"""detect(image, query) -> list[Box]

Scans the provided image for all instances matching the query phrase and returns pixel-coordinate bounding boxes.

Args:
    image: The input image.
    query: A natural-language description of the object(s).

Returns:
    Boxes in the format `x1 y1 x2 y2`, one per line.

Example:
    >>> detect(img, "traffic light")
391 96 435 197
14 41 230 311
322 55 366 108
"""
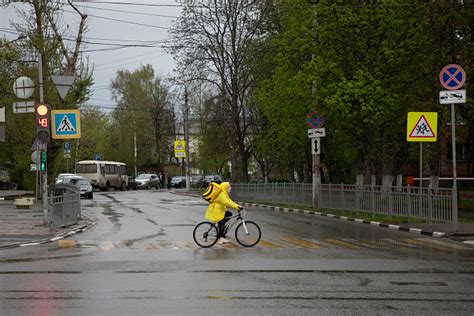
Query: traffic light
40 150 47 171
35 103 50 142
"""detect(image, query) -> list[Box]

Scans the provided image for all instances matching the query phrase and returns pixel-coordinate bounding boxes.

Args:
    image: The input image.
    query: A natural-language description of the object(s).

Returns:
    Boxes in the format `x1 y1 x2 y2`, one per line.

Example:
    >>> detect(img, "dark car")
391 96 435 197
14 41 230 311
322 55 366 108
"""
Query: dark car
135 173 161 189
196 175 222 188
127 176 137 190
170 176 186 188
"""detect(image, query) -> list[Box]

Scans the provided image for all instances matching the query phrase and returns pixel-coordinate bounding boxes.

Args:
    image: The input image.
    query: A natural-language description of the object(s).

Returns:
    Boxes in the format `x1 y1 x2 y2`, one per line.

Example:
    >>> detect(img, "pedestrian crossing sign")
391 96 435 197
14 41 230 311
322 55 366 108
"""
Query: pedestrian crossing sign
407 112 437 142
51 109 81 139
174 140 186 158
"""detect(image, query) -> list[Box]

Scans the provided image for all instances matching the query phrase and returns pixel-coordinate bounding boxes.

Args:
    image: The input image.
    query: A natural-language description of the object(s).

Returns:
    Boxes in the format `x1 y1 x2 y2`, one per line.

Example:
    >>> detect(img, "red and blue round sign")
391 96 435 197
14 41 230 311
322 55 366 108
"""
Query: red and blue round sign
439 64 466 90
306 111 325 128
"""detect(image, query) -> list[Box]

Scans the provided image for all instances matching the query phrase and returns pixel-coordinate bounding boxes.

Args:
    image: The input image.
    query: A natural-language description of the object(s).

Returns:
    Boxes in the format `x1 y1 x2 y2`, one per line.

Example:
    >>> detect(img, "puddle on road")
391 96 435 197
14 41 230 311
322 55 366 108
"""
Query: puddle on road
101 204 123 230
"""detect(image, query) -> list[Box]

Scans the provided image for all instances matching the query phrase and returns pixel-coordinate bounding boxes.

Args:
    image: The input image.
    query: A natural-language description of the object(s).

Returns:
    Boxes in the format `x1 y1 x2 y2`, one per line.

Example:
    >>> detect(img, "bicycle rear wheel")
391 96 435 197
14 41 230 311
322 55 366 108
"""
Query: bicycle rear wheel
193 222 219 248
235 220 261 247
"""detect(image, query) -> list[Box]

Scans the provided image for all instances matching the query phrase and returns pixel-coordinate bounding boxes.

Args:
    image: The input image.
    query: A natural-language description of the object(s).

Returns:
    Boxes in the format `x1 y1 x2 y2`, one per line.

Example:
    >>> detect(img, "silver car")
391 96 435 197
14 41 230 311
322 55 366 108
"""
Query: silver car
62 176 93 199
135 174 160 189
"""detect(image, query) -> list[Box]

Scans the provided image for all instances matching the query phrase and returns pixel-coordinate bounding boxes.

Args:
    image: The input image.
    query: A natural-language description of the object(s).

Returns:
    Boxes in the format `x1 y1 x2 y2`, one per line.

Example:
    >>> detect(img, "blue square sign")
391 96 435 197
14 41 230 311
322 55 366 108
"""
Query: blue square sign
51 109 81 139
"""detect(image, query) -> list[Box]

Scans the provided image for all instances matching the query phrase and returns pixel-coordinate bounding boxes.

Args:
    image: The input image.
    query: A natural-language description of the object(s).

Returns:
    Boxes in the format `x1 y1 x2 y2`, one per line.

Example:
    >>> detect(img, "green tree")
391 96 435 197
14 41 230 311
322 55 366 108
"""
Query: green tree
168 0 265 182
110 65 175 175
252 0 473 184
0 0 92 188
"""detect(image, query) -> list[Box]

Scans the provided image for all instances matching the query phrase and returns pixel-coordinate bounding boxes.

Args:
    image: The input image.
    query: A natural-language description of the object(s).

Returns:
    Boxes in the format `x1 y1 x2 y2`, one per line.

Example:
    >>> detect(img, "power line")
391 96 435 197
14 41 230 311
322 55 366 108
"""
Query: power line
90 50 163 67
63 9 171 30
74 4 178 19
94 52 166 71
80 45 166 53
71 2 185 8
1 27 167 44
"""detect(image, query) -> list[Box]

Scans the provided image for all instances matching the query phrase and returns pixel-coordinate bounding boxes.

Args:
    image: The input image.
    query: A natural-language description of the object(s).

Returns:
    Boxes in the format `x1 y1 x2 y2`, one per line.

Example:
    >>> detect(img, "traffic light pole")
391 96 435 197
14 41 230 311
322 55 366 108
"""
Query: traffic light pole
38 52 49 225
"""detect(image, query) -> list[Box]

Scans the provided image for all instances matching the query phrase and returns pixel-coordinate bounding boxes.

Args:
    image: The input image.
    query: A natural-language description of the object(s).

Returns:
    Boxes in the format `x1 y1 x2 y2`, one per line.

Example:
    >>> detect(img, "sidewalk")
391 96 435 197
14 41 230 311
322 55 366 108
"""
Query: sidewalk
0 191 92 249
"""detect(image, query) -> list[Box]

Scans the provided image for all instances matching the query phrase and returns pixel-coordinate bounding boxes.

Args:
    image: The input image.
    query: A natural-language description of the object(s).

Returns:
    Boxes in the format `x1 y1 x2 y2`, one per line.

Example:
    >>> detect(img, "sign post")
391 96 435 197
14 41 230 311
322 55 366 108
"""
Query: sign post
407 112 438 227
306 111 325 208
439 64 466 232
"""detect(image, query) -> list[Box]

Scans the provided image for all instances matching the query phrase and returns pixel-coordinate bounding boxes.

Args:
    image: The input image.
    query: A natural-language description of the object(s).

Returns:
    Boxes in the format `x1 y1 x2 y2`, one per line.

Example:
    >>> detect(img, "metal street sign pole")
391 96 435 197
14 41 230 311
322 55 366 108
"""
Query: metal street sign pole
451 103 459 232
438 64 464 233
312 153 321 208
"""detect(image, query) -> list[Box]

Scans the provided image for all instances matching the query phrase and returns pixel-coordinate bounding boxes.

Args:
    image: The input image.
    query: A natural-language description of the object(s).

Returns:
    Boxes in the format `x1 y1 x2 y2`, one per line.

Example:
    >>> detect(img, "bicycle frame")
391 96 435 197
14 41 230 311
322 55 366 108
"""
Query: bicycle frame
222 210 249 235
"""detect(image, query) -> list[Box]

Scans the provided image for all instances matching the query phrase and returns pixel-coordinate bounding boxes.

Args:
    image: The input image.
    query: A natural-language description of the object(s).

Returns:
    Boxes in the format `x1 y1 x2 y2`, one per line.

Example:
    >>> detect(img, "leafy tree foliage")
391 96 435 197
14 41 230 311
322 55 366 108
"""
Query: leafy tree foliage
0 0 92 189
110 65 175 175
252 0 473 183
168 0 265 181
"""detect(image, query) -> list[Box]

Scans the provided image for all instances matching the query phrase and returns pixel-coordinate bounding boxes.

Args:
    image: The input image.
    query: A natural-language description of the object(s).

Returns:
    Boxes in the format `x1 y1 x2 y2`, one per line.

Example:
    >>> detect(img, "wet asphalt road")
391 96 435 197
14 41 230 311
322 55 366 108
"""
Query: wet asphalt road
1 190 474 315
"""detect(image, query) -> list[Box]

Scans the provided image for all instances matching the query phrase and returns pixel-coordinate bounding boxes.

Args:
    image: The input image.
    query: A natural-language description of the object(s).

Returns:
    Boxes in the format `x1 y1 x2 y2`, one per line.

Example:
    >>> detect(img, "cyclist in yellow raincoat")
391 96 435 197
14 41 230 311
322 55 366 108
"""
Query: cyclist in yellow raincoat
205 182 242 244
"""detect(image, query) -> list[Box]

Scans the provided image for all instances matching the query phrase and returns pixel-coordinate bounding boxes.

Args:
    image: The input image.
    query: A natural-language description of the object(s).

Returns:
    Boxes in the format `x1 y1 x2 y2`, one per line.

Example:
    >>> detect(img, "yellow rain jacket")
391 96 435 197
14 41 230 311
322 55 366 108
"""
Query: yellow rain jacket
205 182 239 223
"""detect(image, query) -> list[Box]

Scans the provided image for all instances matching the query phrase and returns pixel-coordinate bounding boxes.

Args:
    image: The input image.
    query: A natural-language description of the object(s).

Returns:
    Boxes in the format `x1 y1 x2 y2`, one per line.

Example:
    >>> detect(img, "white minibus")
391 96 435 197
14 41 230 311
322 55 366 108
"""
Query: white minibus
75 160 128 191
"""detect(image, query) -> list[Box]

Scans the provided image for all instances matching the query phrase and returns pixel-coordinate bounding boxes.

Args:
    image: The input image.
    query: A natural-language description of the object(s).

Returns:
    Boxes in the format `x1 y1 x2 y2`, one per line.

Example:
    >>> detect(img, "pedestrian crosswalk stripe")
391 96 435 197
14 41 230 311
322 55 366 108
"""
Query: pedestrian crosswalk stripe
415 238 473 251
174 241 198 249
54 237 474 252
339 238 382 250
58 239 76 248
100 241 116 251
401 238 454 251
281 237 321 249
256 240 284 249
145 242 160 251
379 238 418 249
222 242 239 248
322 238 360 250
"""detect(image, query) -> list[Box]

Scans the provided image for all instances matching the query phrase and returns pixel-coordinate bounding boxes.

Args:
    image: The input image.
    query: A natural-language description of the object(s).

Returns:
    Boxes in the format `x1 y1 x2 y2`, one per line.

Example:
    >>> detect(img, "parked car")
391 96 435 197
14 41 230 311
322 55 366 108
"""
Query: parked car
190 176 203 188
196 175 222 188
127 176 137 190
135 173 160 189
62 176 93 199
55 173 75 185
170 176 186 188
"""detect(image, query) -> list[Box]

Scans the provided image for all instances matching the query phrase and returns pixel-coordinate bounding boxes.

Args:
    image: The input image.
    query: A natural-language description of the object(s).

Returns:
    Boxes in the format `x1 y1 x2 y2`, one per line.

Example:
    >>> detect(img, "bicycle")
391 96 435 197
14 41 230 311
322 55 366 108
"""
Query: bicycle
193 210 261 248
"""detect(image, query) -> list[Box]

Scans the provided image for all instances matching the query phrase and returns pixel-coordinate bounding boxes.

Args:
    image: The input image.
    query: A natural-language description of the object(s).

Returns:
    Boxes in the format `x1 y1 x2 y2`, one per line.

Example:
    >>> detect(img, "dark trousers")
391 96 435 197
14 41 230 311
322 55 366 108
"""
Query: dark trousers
218 211 233 237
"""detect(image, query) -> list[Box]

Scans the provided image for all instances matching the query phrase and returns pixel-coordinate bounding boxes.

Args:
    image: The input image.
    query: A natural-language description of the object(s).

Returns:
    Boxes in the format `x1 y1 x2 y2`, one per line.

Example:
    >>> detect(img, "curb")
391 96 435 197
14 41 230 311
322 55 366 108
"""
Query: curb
240 202 447 238
0 216 96 250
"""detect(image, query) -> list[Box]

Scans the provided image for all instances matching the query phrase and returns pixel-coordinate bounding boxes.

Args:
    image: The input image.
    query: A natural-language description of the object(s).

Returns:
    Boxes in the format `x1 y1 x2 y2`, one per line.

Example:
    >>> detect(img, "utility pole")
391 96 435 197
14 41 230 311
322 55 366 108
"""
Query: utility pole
184 87 190 190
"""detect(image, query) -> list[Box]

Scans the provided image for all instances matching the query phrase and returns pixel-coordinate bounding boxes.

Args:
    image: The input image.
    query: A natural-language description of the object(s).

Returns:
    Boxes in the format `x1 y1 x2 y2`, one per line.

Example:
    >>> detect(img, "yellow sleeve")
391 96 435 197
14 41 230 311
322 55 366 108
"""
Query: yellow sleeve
215 192 239 210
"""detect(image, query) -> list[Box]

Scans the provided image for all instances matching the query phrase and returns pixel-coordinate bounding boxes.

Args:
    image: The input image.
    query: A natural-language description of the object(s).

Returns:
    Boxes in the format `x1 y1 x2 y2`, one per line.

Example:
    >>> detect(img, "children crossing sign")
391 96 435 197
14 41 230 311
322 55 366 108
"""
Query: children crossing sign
51 109 81 139
174 140 186 158
407 112 437 142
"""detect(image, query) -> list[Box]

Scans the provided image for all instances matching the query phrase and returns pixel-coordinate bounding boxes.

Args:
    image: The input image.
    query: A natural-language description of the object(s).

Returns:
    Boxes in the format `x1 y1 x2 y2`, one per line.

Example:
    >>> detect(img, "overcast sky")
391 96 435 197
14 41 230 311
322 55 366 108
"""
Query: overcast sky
0 0 181 111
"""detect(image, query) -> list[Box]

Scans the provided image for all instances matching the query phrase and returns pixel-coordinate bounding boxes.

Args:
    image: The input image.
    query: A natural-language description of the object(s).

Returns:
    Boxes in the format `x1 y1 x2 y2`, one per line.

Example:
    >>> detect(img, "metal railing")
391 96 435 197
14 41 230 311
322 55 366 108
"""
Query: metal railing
233 183 456 229
49 184 81 227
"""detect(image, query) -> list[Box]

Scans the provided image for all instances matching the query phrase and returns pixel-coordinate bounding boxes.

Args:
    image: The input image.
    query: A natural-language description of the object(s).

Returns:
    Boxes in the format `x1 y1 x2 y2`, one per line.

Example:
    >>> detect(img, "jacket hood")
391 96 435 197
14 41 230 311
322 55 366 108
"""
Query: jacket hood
220 182 230 192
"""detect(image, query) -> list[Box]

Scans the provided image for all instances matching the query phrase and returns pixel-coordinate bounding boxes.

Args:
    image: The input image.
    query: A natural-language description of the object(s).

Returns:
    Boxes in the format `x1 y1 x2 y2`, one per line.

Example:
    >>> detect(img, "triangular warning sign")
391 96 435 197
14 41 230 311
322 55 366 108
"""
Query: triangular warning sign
409 115 434 138
57 115 76 132
175 141 184 150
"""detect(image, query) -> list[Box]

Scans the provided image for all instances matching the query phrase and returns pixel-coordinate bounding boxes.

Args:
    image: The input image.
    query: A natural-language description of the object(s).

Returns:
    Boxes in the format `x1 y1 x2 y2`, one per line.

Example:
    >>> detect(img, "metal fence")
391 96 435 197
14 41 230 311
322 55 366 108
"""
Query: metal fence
233 183 456 228
49 184 81 227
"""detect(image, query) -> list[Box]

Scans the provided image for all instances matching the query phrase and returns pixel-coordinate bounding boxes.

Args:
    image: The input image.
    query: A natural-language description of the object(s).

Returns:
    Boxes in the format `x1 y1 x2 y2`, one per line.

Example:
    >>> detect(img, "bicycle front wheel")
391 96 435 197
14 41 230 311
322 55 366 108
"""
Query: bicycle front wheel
235 220 261 247
193 222 219 248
